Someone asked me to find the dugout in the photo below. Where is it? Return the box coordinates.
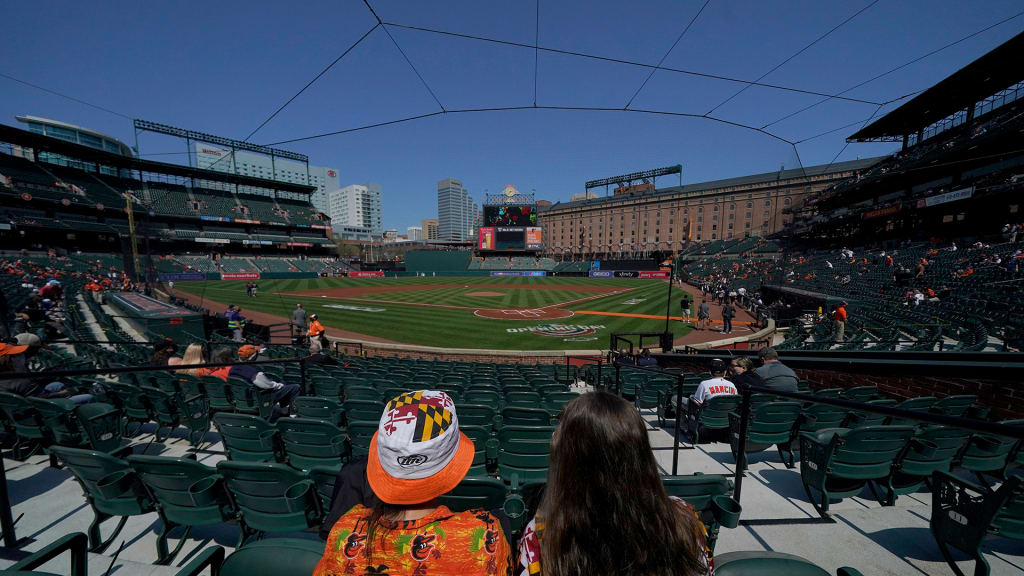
[106,292,204,342]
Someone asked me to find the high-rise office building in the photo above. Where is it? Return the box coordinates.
[192,143,339,212]
[328,184,383,237]
[421,219,439,241]
[407,226,423,241]
[437,178,477,241]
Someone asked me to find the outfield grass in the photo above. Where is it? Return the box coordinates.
[175,276,690,351]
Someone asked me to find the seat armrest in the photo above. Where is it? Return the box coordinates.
[9,532,88,576]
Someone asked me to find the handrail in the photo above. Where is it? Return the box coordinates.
[730,384,1024,505]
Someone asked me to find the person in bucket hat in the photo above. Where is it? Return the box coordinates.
[315,390,511,575]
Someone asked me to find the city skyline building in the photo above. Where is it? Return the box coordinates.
[437,178,477,241]
[328,183,383,237]
[421,218,439,241]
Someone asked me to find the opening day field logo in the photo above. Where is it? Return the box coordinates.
[506,324,606,337]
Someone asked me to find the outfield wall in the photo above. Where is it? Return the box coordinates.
[405,250,472,274]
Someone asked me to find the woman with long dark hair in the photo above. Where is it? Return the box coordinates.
[518,391,712,576]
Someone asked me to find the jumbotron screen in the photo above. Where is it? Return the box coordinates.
[478,227,543,251]
[484,205,537,226]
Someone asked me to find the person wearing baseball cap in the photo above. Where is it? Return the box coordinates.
[689,358,737,409]
[315,390,511,575]
[227,344,299,421]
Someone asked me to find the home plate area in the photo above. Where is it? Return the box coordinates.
[473,307,575,320]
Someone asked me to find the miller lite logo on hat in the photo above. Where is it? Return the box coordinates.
[367,390,475,505]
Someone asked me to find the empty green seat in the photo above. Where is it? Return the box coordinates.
[292,396,343,426]
[799,425,916,516]
[127,455,234,564]
[663,473,741,551]
[49,446,155,554]
[216,460,323,545]
[342,399,385,425]
[715,551,865,576]
[0,392,54,458]
[309,465,341,511]
[213,413,282,462]
[202,376,235,413]
[497,425,554,483]
[844,399,897,428]
[276,417,347,470]
[461,424,494,477]
[457,403,499,428]
[729,401,803,468]
[0,532,88,576]
[173,538,326,576]
[882,425,971,505]
[501,406,553,427]
[345,419,379,457]
[958,419,1024,483]
[440,476,508,512]
[841,386,879,402]
[74,402,132,455]
[930,394,977,417]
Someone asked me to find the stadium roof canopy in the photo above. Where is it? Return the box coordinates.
[849,29,1024,142]
[0,123,317,194]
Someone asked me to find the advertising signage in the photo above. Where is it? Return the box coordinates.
[525,227,543,250]
[478,227,495,250]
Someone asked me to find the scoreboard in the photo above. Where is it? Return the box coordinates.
[478,226,543,251]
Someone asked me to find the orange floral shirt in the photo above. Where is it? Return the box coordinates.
[314,504,511,576]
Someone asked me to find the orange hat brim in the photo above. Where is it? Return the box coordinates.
[367,431,475,505]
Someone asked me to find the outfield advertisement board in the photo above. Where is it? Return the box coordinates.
[595,270,670,278]
[525,227,543,250]
[157,273,206,282]
[639,271,670,279]
[589,270,614,278]
[349,271,385,278]
[489,271,547,277]
[478,227,495,250]
[221,272,260,280]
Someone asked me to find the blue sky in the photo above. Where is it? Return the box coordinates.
[1,1,1021,231]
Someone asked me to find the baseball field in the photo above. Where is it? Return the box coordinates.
[174,276,693,351]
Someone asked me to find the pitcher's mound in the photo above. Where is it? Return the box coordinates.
[467,291,505,297]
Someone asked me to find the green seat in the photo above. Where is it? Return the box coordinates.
[501,406,553,427]
[729,401,803,468]
[687,395,741,444]
[505,391,542,407]
[127,455,234,564]
[227,378,275,420]
[464,389,501,407]
[930,471,1024,576]
[27,397,85,448]
[308,376,343,399]
[216,460,323,545]
[276,417,347,470]
[173,538,326,576]
[74,403,133,455]
[930,394,977,417]
[887,396,937,426]
[958,419,1024,483]
[440,476,508,512]
[461,424,494,477]
[1,532,88,576]
[843,399,897,428]
[841,386,879,402]
[213,413,282,462]
[345,419,378,457]
[663,473,741,552]
[799,425,916,516]
[342,399,385,425]
[202,376,234,413]
[0,392,54,458]
[882,425,971,505]
[715,551,864,576]
[292,396,344,426]
[106,383,152,436]
[344,385,381,402]
[140,387,183,442]
[49,446,155,554]
[543,391,578,417]
[497,425,554,484]
[309,465,341,511]
[456,403,499,428]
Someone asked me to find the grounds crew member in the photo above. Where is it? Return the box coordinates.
[308,313,327,349]
[227,305,246,342]
[833,301,848,344]
[679,292,692,326]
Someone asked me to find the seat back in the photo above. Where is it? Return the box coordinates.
[227,378,274,420]
[213,413,281,462]
[842,386,879,402]
[276,418,346,470]
[202,377,234,412]
[49,446,153,516]
[845,399,897,427]
[799,403,848,432]
[127,455,231,525]
[216,461,320,534]
[439,477,507,512]
[292,396,343,426]
[830,425,916,479]
[460,424,493,477]
[0,391,47,440]
[74,403,126,453]
[931,394,977,417]
[342,400,385,425]
[698,395,742,429]
[497,425,555,483]
[219,538,327,576]
[345,420,379,457]
[501,406,552,427]
[505,391,542,407]
[309,377,344,399]
[747,401,802,441]
[28,397,83,447]
[308,466,340,512]
[456,404,498,428]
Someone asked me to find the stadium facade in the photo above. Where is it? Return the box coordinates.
[539,158,880,258]
[14,115,133,176]
[328,183,383,237]
[192,142,339,209]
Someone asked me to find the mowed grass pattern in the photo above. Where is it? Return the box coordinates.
[175,276,691,351]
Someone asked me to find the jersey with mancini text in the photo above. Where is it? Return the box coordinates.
[692,377,738,404]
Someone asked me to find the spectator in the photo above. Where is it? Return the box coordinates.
[306,340,338,366]
[679,293,692,326]
[226,305,246,342]
[315,390,510,576]
[293,303,308,344]
[636,348,658,368]
[754,348,799,393]
[832,301,847,343]
[231,345,299,421]
[199,347,234,380]
[150,339,178,366]
[0,338,91,404]
[721,298,736,334]
[728,356,764,390]
[517,391,712,576]
[690,358,737,408]
[180,343,206,377]
[697,298,711,331]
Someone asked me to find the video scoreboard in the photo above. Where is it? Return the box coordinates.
[478,226,543,251]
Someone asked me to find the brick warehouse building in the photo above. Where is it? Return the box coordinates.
[539,158,882,259]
